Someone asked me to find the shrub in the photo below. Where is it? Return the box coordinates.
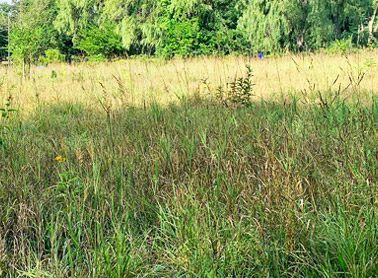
[86,54,107,63]
[211,65,255,107]
[326,37,354,54]
[40,49,65,65]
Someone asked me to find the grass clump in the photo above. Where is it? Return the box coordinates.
[1,91,378,276]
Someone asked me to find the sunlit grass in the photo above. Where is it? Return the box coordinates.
[1,50,378,114]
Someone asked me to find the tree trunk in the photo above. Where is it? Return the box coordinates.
[368,8,378,44]
[296,0,309,50]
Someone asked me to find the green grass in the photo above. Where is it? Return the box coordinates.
[1,95,378,277]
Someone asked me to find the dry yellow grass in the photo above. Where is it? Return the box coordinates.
[1,50,378,114]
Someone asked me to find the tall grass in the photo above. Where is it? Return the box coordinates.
[1,50,378,114]
[1,52,378,277]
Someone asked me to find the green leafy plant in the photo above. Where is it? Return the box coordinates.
[327,37,354,54]
[211,65,255,107]
[228,65,255,106]
[76,23,124,60]
[55,171,83,200]
[40,49,65,65]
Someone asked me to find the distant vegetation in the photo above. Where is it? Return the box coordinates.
[1,0,378,69]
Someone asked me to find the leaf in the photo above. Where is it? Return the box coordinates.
[56,185,67,191]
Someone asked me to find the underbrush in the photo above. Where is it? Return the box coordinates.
[1,97,378,277]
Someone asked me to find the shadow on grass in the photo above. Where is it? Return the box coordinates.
[1,97,378,277]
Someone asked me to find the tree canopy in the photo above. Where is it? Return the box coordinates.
[3,0,378,64]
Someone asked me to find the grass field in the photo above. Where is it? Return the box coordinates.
[1,51,378,277]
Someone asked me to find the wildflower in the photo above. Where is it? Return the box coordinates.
[55,156,66,163]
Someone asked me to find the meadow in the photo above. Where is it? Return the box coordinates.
[1,51,378,277]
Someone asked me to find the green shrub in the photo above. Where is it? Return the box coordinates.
[40,49,65,65]
[86,54,107,62]
[326,37,355,54]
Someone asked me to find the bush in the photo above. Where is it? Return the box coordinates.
[86,54,107,63]
[326,37,354,54]
[40,49,65,65]
[208,65,255,107]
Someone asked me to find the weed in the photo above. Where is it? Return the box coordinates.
[208,65,255,107]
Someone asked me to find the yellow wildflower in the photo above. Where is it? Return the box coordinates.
[55,156,66,163]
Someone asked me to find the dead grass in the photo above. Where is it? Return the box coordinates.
[1,50,378,115]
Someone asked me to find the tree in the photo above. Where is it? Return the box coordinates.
[54,0,100,41]
[0,4,14,61]
[237,0,291,53]
[308,0,373,47]
[2,0,378,60]
[237,0,375,53]
[146,0,243,57]
[357,0,378,44]
[76,22,124,59]
[9,0,56,77]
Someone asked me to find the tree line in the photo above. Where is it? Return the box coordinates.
[1,0,378,65]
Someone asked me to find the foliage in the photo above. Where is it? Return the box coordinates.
[149,0,243,57]
[9,0,56,75]
[40,49,65,65]
[0,4,13,61]
[9,26,51,76]
[326,37,355,54]
[54,0,99,41]
[4,0,378,61]
[76,23,124,59]
[237,0,375,53]
[212,65,255,106]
